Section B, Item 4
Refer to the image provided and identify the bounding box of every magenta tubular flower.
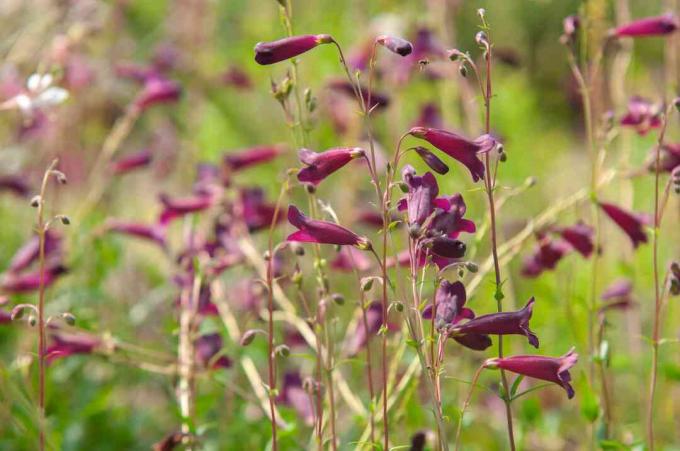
[409,127,485,182]
[297,147,365,185]
[111,149,152,175]
[195,333,232,369]
[134,76,181,110]
[599,201,650,248]
[240,188,282,233]
[486,348,579,399]
[620,96,662,135]
[254,34,332,65]
[287,205,370,248]
[414,103,444,129]
[600,278,635,311]
[331,246,372,272]
[221,66,252,89]
[413,146,449,175]
[0,308,11,324]
[430,194,476,239]
[345,302,383,356]
[355,208,386,229]
[278,373,315,426]
[0,174,31,197]
[103,219,167,248]
[558,222,595,257]
[223,145,283,171]
[327,79,390,110]
[648,143,680,173]
[1,263,67,294]
[451,298,539,348]
[521,234,571,278]
[400,165,439,226]
[612,14,679,38]
[7,230,62,273]
[158,193,215,224]
[46,332,100,363]
[376,35,413,56]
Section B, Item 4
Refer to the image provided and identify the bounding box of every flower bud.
[240,329,260,346]
[62,312,76,325]
[28,315,37,327]
[459,65,468,77]
[52,170,68,184]
[274,344,290,358]
[30,195,41,208]
[331,293,345,306]
[465,261,479,273]
[361,277,374,292]
[58,215,71,225]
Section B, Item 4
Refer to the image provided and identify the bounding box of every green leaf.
[510,375,524,397]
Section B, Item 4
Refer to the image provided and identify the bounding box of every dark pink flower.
[521,234,571,278]
[486,348,579,399]
[620,96,662,136]
[240,187,283,233]
[413,103,444,129]
[287,206,370,248]
[612,14,678,38]
[221,66,252,89]
[134,76,181,110]
[331,247,372,272]
[376,35,413,56]
[7,230,62,273]
[254,34,332,65]
[599,201,650,248]
[327,79,390,110]
[223,145,283,171]
[0,308,11,324]
[46,331,100,363]
[430,194,476,239]
[558,222,595,257]
[158,193,215,224]
[600,278,635,311]
[0,174,30,197]
[278,373,314,426]
[355,208,386,229]
[111,149,152,175]
[297,147,365,185]
[451,298,539,348]
[1,262,67,294]
[648,143,680,173]
[195,333,232,369]
[345,302,387,356]
[413,146,449,175]
[400,165,439,226]
[103,219,167,248]
[409,127,485,182]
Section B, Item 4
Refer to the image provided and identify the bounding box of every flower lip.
[286,205,369,247]
[297,147,365,185]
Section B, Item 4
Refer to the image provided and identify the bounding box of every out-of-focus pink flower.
[521,234,571,278]
[277,373,315,426]
[327,79,390,110]
[1,262,67,294]
[599,201,650,248]
[600,278,635,311]
[345,302,384,356]
[612,14,678,38]
[1,307,11,324]
[7,230,62,274]
[486,348,579,399]
[134,76,181,110]
[46,331,100,363]
[409,127,487,182]
[228,279,263,314]
[240,188,282,233]
[297,147,365,185]
[451,298,539,348]
[331,247,372,272]
[111,149,153,175]
[287,206,370,248]
[620,96,662,135]
[221,66,252,89]
[355,209,385,229]
[195,333,231,369]
[103,219,167,248]
[558,222,595,257]
[376,35,413,56]
[413,103,444,129]
[0,174,31,197]
[223,145,283,171]
[254,34,333,65]
[158,193,215,224]
[648,143,680,173]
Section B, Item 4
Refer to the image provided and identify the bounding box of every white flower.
[0,72,69,121]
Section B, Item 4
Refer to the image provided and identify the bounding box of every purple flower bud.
[111,149,153,175]
[195,333,232,369]
[612,14,679,38]
[103,219,167,248]
[563,15,580,39]
[287,205,370,248]
[599,201,650,248]
[413,146,449,174]
[409,127,485,182]
[221,66,252,89]
[223,145,283,171]
[297,147,365,185]
[399,165,439,226]
[451,298,539,348]
[486,348,578,399]
[254,34,333,65]
[134,76,181,110]
[376,35,414,56]
[0,174,31,197]
[558,222,595,257]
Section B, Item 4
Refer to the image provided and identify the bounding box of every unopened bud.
[331,293,345,306]
[290,242,305,256]
[240,329,259,346]
[393,301,404,312]
[28,315,37,327]
[274,344,290,358]
[30,195,41,208]
[408,223,421,239]
[499,152,508,163]
[459,65,468,78]
[465,262,479,273]
[475,31,489,48]
[52,170,67,184]
[62,312,76,325]
[58,215,71,225]
[361,277,374,292]
[305,183,316,194]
